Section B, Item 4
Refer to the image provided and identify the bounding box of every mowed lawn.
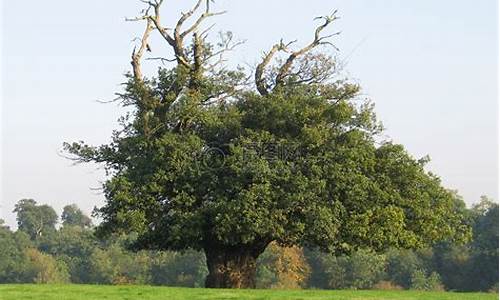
[0,285,497,300]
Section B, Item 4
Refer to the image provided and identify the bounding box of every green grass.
[0,285,496,300]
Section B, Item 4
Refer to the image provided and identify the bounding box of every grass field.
[0,285,497,300]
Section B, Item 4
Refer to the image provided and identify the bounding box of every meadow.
[0,285,497,300]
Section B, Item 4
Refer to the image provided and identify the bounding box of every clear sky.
[1,0,498,228]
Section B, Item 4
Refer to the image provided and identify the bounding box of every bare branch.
[175,0,226,76]
[274,11,340,88]
[181,10,227,39]
[129,0,230,86]
[125,15,149,22]
[200,24,216,40]
[205,32,245,70]
[255,39,295,95]
[191,32,204,87]
[146,57,177,62]
[175,0,204,37]
[143,2,191,68]
[131,18,154,81]
[146,57,178,66]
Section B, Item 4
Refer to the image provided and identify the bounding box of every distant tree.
[38,225,97,283]
[61,204,92,228]
[471,196,499,252]
[87,235,155,285]
[0,222,33,283]
[347,249,387,289]
[306,248,385,290]
[88,243,135,284]
[303,248,329,289]
[469,197,499,291]
[65,0,471,288]
[149,250,207,287]
[0,219,7,230]
[13,199,58,240]
[431,242,471,291]
[385,248,425,289]
[471,195,497,216]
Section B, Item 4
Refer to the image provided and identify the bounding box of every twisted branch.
[128,7,155,81]
[255,39,296,95]
[128,0,227,79]
[275,12,340,87]
[255,11,340,95]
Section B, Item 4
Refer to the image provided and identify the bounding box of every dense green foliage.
[0,199,497,291]
[0,284,497,300]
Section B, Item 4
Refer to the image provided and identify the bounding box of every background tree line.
[0,196,497,291]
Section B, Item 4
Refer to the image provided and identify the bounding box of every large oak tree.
[65,0,470,288]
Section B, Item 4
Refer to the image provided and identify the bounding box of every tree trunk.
[204,246,265,288]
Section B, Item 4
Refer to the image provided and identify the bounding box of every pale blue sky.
[1,0,498,228]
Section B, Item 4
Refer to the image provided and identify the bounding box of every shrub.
[256,242,311,289]
[410,269,444,291]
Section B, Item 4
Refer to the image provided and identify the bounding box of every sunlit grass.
[0,284,497,300]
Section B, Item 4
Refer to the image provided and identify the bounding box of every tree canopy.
[13,199,58,240]
[61,204,93,228]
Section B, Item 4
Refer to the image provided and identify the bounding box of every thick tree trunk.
[204,246,265,288]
